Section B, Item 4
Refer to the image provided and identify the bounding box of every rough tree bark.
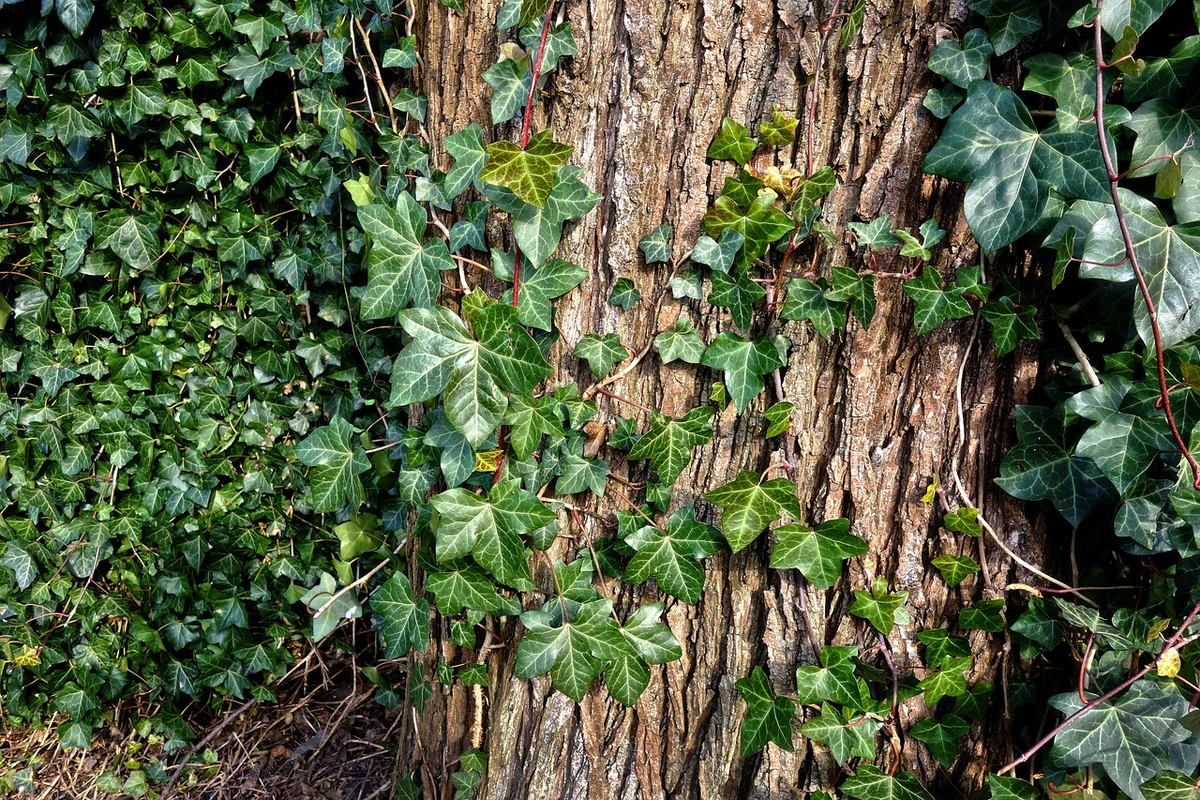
[411,0,1046,796]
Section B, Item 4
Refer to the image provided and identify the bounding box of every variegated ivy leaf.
[655,319,706,364]
[801,703,881,765]
[479,129,573,208]
[638,224,673,263]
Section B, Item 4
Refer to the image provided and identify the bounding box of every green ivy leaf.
[918,656,971,705]
[482,57,531,125]
[372,572,430,658]
[841,766,935,800]
[503,394,563,460]
[780,277,847,336]
[995,405,1118,526]
[479,130,573,208]
[556,454,609,496]
[1140,771,1200,800]
[689,229,744,273]
[623,506,721,603]
[702,190,793,264]
[1,543,36,591]
[795,645,861,707]
[759,107,799,146]
[930,554,980,587]
[959,599,1005,632]
[295,417,371,513]
[801,703,881,765]
[93,210,160,270]
[608,277,641,310]
[707,118,758,165]
[382,36,419,69]
[431,481,550,589]
[655,319,706,365]
[359,193,453,319]
[735,666,795,756]
[928,29,993,88]
[969,0,1041,55]
[627,408,714,485]
[574,333,628,377]
[924,86,965,118]
[516,598,626,701]
[56,0,94,37]
[518,0,552,27]
[944,507,981,536]
[444,124,488,200]
[903,268,973,335]
[917,629,972,669]
[848,216,900,249]
[704,470,802,553]
[701,332,786,413]
[908,715,969,767]
[638,224,673,263]
[763,401,793,438]
[770,519,867,589]
[1049,681,1192,800]
[501,258,586,331]
[1023,52,1097,119]
[981,296,1039,356]
[1080,189,1200,347]
[850,576,908,635]
[425,565,504,615]
[709,266,766,330]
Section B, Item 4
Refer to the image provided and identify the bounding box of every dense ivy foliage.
[7,0,1200,796]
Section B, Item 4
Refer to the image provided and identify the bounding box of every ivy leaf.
[1023,52,1097,119]
[1081,188,1200,348]
[931,554,980,587]
[923,81,1047,253]
[689,229,744,273]
[969,0,1041,55]
[780,278,847,336]
[296,417,371,513]
[482,57,531,125]
[518,20,578,73]
[638,224,673,263]
[627,408,714,485]
[444,124,488,200]
[502,258,586,331]
[503,394,563,461]
[841,766,935,800]
[770,519,867,589]
[359,194,453,319]
[959,599,1005,632]
[850,577,908,635]
[623,506,721,603]
[702,190,793,264]
[795,645,861,707]
[1141,771,1200,800]
[917,629,972,669]
[924,86,965,118]
[735,666,795,756]
[479,130,573,208]
[995,405,1118,526]
[518,0,552,27]
[801,703,881,765]
[56,0,94,37]
[515,599,626,701]
[704,470,802,553]
[556,454,609,496]
[709,266,766,330]
[1049,681,1192,800]
[668,268,703,300]
[944,507,981,536]
[46,103,104,145]
[764,402,793,438]
[701,332,786,413]
[1,542,36,591]
[430,482,549,589]
[909,715,970,767]
[1075,409,1173,497]
[608,277,640,309]
[425,565,503,615]
[620,602,682,664]
[1127,37,1200,105]
[93,211,160,270]
[381,36,419,69]
[848,216,900,249]
[372,572,430,658]
[655,319,706,364]
[574,333,628,377]
[919,656,971,705]
[707,118,758,165]
[981,296,1039,356]
[928,29,993,88]
[759,107,799,146]
[903,268,973,335]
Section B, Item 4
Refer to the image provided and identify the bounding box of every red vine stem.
[1091,3,1200,488]
[511,1,558,309]
[1000,596,1200,775]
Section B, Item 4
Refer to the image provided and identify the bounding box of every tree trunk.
[412,0,1045,796]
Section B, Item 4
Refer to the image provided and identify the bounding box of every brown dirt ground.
[0,649,411,800]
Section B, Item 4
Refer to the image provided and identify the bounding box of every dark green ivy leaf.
[638,224,673,263]
[850,576,908,635]
[841,766,935,800]
[909,715,970,767]
[627,408,714,485]
[372,572,430,658]
[801,703,881,765]
[707,118,758,165]
[574,333,628,378]
[704,470,802,553]
[700,332,786,413]
[770,519,866,589]
[902,268,973,335]
[608,277,640,310]
[930,554,980,588]
[928,29,993,88]
[623,506,721,603]
[735,666,795,756]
